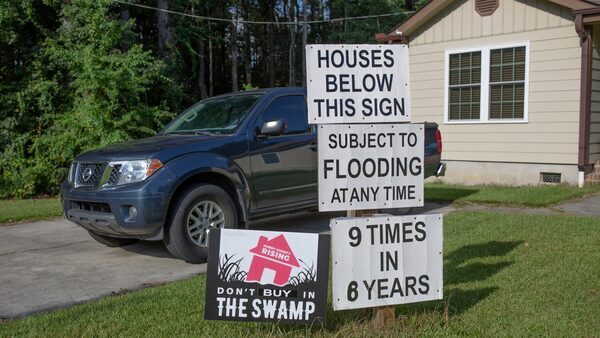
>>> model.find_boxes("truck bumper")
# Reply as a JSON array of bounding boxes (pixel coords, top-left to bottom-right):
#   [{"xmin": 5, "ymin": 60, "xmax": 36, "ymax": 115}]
[{"xmin": 60, "ymin": 168, "xmax": 177, "ymax": 239}]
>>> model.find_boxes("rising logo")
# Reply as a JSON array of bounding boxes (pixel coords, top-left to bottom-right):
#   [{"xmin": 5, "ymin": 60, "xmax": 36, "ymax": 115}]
[{"xmin": 246, "ymin": 234, "xmax": 300, "ymax": 286}]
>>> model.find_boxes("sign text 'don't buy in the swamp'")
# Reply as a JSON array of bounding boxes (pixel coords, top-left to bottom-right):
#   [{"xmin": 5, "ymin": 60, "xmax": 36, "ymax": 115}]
[{"xmin": 205, "ymin": 229, "xmax": 329, "ymax": 324}]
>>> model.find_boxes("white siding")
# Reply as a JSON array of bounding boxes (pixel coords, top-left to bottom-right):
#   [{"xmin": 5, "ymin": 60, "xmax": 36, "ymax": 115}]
[{"xmin": 408, "ymin": 0, "xmax": 580, "ymax": 165}]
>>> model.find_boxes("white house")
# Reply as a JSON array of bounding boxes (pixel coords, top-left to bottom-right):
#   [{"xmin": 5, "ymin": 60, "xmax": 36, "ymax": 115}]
[{"xmin": 376, "ymin": 0, "xmax": 600, "ymax": 186}]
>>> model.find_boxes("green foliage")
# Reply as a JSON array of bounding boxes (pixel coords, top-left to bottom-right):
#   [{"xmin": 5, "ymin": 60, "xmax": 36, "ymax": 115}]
[
  {"xmin": 242, "ymin": 83, "xmax": 259, "ymax": 91},
  {"xmin": 0, "ymin": 0, "xmax": 174, "ymax": 198}
]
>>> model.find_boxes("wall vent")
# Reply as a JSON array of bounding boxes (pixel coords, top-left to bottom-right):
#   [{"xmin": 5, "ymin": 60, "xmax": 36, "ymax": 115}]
[
  {"xmin": 475, "ymin": 0, "xmax": 499, "ymax": 16},
  {"xmin": 540, "ymin": 172, "xmax": 562, "ymax": 184}
]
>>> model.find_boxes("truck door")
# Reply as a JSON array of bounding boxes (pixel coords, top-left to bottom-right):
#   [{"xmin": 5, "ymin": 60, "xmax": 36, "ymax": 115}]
[{"xmin": 248, "ymin": 94, "xmax": 318, "ymax": 209}]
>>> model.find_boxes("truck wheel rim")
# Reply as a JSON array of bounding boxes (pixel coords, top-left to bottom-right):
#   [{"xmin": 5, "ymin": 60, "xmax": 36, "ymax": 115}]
[{"xmin": 186, "ymin": 200, "xmax": 225, "ymax": 247}]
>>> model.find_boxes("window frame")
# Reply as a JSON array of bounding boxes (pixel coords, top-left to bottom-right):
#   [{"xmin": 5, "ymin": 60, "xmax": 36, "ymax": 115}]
[{"xmin": 443, "ymin": 41, "xmax": 530, "ymax": 124}]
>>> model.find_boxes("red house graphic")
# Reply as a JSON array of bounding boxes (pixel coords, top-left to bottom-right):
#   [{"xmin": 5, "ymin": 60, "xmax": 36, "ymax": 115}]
[{"xmin": 246, "ymin": 234, "xmax": 299, "ymax": 286}]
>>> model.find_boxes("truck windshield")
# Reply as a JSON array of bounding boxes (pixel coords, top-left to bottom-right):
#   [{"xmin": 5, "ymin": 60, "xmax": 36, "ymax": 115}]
[{"xmin": 161, "ymin": 93, "xmax": 263, "ymax": 135}]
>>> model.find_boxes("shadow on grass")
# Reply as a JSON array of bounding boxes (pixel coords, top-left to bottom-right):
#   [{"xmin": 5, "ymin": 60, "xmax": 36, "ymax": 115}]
[
  {"xmin": 383, "ymin": 240, "xmax": 523, "ymax": 322},
  {"xmin": 445, "ymin": 240, "xmax": 523, "ymax": 285},
  {"xmin": 443, "ymin": 287, "xmax": 499, "ymax": 315},
  {"xmin": 425, "ymin": 185, "xmax": 479, "ymax": 203},
  {"xmin": 391, "ymin": 286, "xmax": 499, "ymax": 317}
]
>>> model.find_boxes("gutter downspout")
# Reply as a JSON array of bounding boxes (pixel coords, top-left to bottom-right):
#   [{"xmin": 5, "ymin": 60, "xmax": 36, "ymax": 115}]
[{"xmin": 575, "ymin": 14, "xmax": 592, "ymax": 188}]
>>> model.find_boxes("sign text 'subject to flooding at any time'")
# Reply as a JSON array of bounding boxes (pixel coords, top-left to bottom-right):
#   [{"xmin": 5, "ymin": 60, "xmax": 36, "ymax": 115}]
[
  {"xmin": 306, "ymin": 44, "xmax": 411, "ymax": 124},
  {"xmin": 331, "ymin": 214, "xmax": 443, "ymax": 310},
  {"xmin": 318, "ymin": 123, "xmax": 424, "ymax": 212}
]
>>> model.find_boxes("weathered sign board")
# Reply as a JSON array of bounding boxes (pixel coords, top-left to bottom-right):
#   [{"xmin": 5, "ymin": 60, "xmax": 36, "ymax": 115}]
[
  {"xmin": 318, "ymin": 123, "xmax": 424, "ymax": 212},
  {"xmin": 306, "ymin": 44, "xmax": 411, "ymax": 124},
  {"xmin": 331, "ymin": 214, "xmax": 443, "ymax": 310},
  {"xmin": 205, "ymin": 229, "xmax": 330, "ymax": 325}
]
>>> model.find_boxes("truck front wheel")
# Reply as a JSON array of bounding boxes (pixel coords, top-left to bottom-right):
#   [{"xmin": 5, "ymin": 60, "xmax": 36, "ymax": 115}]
[{"xmin": 164, "ymin": 183, "xmax": 238, "ymax": 263}]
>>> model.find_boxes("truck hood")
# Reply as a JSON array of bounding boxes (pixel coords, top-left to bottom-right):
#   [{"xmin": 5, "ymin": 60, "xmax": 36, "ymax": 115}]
[{"xmin": 74, "ymin": 134, "xmax": 228, "ymax": 162}]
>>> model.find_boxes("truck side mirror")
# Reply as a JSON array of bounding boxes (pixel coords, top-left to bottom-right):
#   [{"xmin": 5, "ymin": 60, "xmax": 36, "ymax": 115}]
[{"xmin": 259, "ymin": 119, "xmax": 286, "ymax": 138}]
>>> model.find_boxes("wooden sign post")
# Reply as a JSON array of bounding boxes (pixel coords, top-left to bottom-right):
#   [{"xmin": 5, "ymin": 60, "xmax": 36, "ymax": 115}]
[{"xmin": 348, "ymin": 210, "xmax": 395, "ymax": 325}]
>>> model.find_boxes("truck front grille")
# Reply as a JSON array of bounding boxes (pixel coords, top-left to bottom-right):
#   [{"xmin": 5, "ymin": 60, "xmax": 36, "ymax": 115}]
[
  {"xmin": 106, "ymin": 164, "xmax": 122, "ymax": 186},
  {"xmin": 75, "ymin": 163, "xmax": 103, "ymax": 188},
  {"xmin": 72, "ymin": 162, "xmax": 123, "ymax": 189}
]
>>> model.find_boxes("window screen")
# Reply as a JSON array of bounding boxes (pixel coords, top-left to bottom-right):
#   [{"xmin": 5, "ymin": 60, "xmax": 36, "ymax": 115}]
[
  {"xmin": 448, "ymin": 51, "xmax": 481, "ymax": 120},
  {"xmin": 489, "ymin": 46, "xmax": 526, "ymax": 119}
]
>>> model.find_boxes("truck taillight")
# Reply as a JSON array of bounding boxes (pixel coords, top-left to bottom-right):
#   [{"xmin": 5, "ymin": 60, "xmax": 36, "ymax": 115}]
[{"xmin": 436, "ymin": 129, "xmax": 442, "ymax": 154}]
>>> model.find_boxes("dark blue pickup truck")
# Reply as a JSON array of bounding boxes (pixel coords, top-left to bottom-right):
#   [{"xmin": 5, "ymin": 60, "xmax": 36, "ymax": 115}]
[{"xmin": 61, "ymin": 87, "xmax": 444, "ymax": 263}]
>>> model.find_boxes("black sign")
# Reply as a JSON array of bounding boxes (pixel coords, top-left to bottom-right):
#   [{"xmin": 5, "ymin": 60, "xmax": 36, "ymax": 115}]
[{"xmin": 205, "ymin": 229, "xmax": 330, "ymax": 325}]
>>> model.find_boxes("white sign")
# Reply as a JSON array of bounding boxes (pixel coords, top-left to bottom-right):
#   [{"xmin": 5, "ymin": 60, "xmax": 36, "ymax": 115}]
[
  {"xmin": 331, "ymin": 214, "xmax": 443, "ymax": 310},
  {"xmin": 306, "ymin": 44, "xmax": 411, "ymax": 124},
  {"xmin": 318, "ymin": 123, "xmax": 424, "ymax": 212}
]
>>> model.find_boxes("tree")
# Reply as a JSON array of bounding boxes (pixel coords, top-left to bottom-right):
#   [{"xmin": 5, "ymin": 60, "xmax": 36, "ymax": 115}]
[{"xmin": 0, "ymin": 0, "xmax": 172, "ymax": 197}]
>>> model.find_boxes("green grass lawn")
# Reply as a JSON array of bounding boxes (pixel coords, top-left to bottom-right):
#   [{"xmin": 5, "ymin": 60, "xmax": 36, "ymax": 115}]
[
  {"xmin": 425, "ymin": 182, "xmax": 600, "ymax": 207},
  {"xmin": 0, "ymin": 198, "xmax": 62, "ymax": 224},
  {"xmin": 2, "ymin": 211, "xmax": 598, "ymax": 336}
]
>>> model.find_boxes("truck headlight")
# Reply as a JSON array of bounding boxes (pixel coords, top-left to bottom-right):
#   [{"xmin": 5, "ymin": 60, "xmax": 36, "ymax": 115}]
[{"xmin": 110, "ymin": 159, "xmax": 163, "ymax": 185}]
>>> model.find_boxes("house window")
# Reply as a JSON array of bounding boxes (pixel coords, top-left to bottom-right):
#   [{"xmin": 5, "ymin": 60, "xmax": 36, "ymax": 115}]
[
  {"xmin": 448, "ymin": 51, "xmax": 481, "ymax": 120},
  {"xmin": 445, "ymin": 43, "xmax": 529, "ymax": 124},
  {"xmin": 489, "ymin": 47, "xmax": 526, "ymax": 119}
]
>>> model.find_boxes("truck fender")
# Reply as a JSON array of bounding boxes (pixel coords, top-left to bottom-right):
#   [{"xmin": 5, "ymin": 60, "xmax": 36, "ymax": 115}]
[{"xmin": 164, "ymin": 153, "xmax": 251, "ymax": 227}]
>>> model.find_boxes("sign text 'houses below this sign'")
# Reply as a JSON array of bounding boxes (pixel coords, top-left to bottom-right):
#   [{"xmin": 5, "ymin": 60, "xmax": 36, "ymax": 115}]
[
  {"xmin": 306, "ymin": 44, "xmax": 411, "ymax": 124},
  {"xmin": 205, "ymin": 229, "xmax": 330, "ymax": 325}
]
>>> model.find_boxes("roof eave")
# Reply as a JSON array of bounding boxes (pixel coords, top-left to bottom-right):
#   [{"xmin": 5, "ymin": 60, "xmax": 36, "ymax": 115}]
[
  {"xmin": 378, "ymin": 0, "xmax": 599, "ymax": 43},
  {"xmin": 387, "ymin": 0, "xmax": 453, "ymax": 38}
]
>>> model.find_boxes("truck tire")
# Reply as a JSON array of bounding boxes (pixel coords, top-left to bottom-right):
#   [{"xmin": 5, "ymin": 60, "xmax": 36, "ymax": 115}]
[
  {"xmin": 164, "ymin": 183, "xmax": 238, "ymax": 263},
  {"xmin": 88, "ymin": 231, "xmax": 138, "ymax": 247}
]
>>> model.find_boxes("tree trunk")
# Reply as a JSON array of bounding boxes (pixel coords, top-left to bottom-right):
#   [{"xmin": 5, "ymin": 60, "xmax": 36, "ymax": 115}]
[
  {"xmin": 287, "ymin": 0, "xmax": 296, "ymax": 86},
  {"xmin": 192, "ymin": 4, "xmax": 208, "ymax": 99},
  {"xmin": 244, "ymin": 25, "xmax": 252, "ymax": 86},
  {"xmin": 231, "ymin": 17, "xmax": 239, "ymax": 92},
  {"xmin": 241, "ymin": 1, "xmax": 252, "ymax": 87},
  {"xmin": 120, "ymin": 8, "xmax": 130, "ymax": 21},
  {"xmin": 343, "ymin": 3, "xmax": 348, "ymax": 42},
  {"xmin": 302, "ymin": 0, "xmax": 307, "ymax": 86},
  {"xmin": 209, "ymin": 38, "xmax": 214, "ymax": 97},
  {"xmin": 267, "ymin": 1, "xmax": 275, "ymax": 87},
  {"xmin": 199, "ymin": 38, "xmax": 208, "ymax": 99},
  {"xmin": 156, "ymin": 0, "xmax": 173, "ymax": 57}
]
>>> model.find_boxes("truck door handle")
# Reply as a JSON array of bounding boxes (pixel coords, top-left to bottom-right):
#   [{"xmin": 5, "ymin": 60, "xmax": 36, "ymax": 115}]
[{"xmin": 307, "ymin": 143, "xmax": 317, "ymax": 151}]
